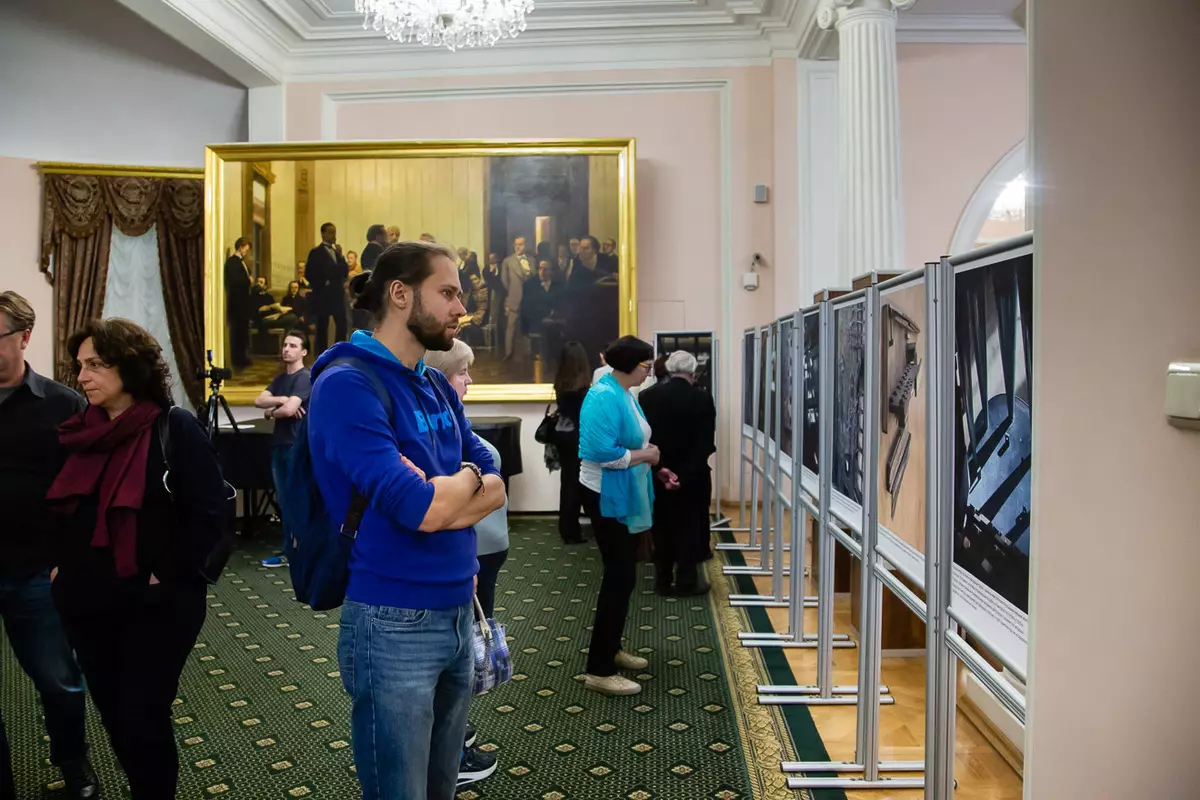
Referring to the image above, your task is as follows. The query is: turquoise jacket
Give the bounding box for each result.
[579,373,656,533]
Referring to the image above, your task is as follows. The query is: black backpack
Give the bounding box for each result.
[158,406,238,585]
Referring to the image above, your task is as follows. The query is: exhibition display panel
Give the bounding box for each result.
[718,232,1034,796]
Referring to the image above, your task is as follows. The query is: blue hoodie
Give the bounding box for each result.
[307,331,498,610]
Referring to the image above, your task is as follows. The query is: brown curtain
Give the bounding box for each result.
[41,174,205,406]
[156,179,205,407]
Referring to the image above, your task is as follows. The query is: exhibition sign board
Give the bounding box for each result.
[832,297,867,508]
[949,247,1033,674]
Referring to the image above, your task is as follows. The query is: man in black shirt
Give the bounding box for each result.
[0,291,99,799]
[253,330,312,568]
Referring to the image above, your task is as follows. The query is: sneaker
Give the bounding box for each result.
[457,746,497,785]
[614,650,649,671]
[261,555,287,568]
[464,723,477,748]
[584,674,642,696]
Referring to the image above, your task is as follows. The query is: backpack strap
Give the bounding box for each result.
[325,357,394,539]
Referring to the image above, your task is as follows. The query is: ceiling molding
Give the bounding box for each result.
[116,0,1026,86]
[285,37,775,82]
[897,13,1026,44]
[113,0,291,86]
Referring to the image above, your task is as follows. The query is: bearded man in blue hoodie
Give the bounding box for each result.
[308,240,506,800]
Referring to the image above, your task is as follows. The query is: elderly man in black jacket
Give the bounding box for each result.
[304,222,350,353]
[0,291,99,798]
[638,350,717,595]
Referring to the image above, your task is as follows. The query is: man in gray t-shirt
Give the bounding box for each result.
[253,330,312,567]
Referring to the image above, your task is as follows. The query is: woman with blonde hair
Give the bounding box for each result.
[422,337,506,787]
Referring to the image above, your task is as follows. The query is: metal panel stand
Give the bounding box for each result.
[706,338,734,529]
[720,329,762,551]
[787,287,923,790]
[742,303,865,706]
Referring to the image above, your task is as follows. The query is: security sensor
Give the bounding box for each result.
[743,252,764,290]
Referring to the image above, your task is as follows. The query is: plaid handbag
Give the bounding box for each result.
[471,595,512,695]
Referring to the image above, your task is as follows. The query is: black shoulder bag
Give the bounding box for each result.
[158,407,238,585]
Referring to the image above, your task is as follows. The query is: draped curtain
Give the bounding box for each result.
[103,225,187,408]
[41,174,205,407]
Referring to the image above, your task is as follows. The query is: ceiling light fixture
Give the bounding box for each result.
[357,0,536,51]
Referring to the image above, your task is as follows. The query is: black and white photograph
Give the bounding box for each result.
[954,253,1034,613]
[832,301,865,503]
[655,331,714,396]
[777,315,795,459]
[802,310,820,474]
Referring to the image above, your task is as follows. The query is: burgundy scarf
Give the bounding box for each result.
[47,401,162,578]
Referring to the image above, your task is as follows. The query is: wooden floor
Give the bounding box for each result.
[718,510,1023,800]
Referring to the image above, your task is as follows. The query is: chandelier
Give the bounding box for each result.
[357,0,536,51]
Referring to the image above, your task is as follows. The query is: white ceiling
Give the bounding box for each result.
[113,0,1025,87]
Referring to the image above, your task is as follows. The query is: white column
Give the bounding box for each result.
[819,0,910,283]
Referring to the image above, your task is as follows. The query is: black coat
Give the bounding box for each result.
[361,241,385,272]
[304,243,350,314]
[224,255,252,317]
[520,277,563,334]
[638,377,716,485]
[52,408,228,613]
[0,367,86,576]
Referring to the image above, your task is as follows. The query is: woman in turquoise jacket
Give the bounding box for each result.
[578,336,661,696]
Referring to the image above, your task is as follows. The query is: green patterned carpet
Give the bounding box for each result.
[1,517,754,799]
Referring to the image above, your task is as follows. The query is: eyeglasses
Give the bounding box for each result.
[0,328,27,340]
[638,360,653,370]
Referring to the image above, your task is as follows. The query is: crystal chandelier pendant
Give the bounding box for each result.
[357,0,535,52]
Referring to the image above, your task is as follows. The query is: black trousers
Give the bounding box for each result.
[581,488,639,677]
[314,304,348,353]
[557,437,583,542]
[475,549,508,619]
[228,311,251,368]
[58,581,207,800]
[652,483,713,592]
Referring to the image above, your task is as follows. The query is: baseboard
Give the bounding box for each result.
[959,687,1024,776]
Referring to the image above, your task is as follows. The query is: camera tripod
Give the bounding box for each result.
[200,377,241,441]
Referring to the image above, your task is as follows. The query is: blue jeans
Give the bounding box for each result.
[271,446,291,553]
[0,571,87,789]
[338,601,475,800]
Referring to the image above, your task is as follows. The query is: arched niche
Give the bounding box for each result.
[950,140,1028,255]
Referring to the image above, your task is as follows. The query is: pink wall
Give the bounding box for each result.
[1026,0,1200,795]
[2,157,55,375]
[286,66,783,495]
[899,43,1028,268]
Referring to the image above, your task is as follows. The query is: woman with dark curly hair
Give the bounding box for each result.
[46,318,227,799]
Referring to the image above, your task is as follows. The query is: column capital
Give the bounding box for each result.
[817,0,915,30]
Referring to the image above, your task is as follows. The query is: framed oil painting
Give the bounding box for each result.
[203,139,637,404]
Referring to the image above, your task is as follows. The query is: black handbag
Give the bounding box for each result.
[534,403,559,445]
[158,407,238,585]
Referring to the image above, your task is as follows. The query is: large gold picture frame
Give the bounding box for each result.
[204,139,638,405]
